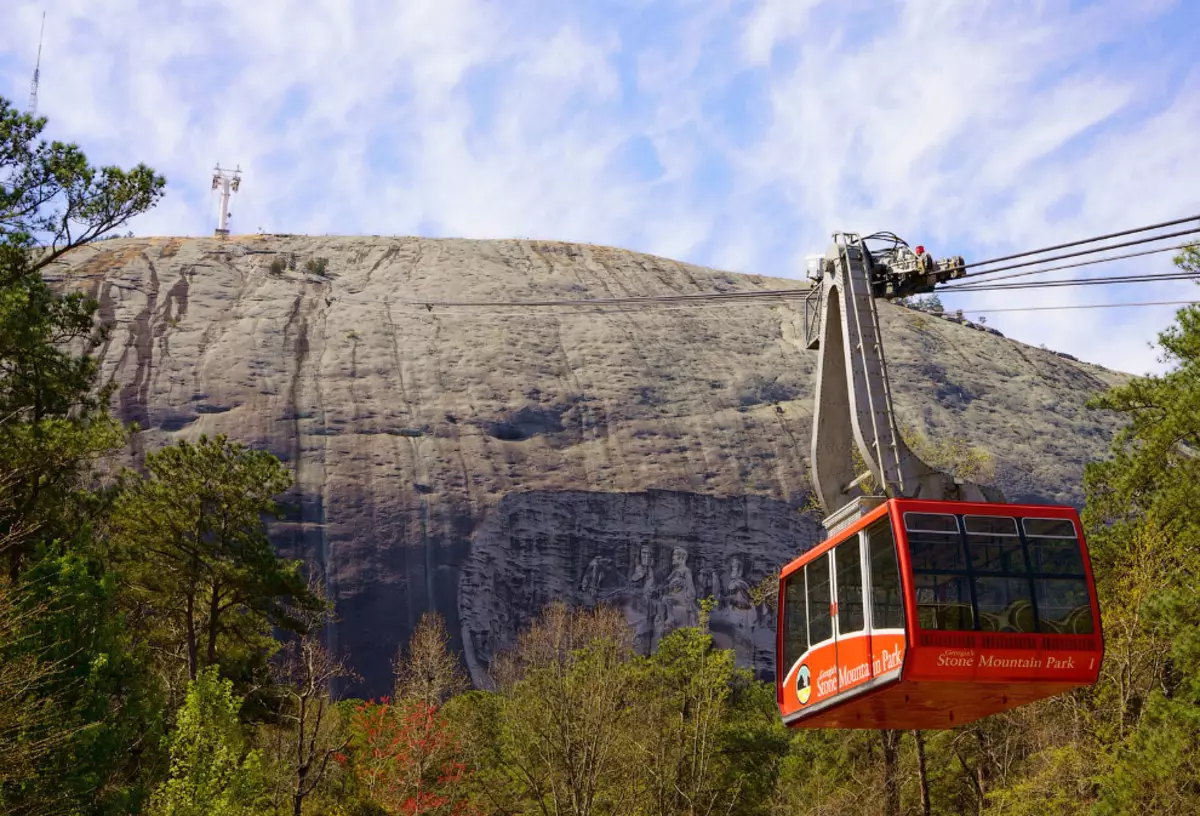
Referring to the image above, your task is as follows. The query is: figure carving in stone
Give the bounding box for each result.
[625,544,657,653]
[724,556,756,664]
[653,547,698,649]
[630,544,655,591]
[580,555,617,604]
[726,557,753,610]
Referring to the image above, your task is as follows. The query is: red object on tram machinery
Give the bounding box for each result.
[776,498,1103,731]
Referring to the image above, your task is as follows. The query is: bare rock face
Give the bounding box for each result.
[49,235,1127,696]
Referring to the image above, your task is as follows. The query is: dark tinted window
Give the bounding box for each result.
[906,513,967,572]
[974,577,1037,632]
[808,553,833,645]
[1023,518,1076,538]
[867,520,905,629]
[1022,518,1086,575]
[1022,517,1093,632]
[1035,578,1094,634]
[906,513,959,533]
[964,515,1025,573]
[1028,540,1085,575]
[782,571,808,670]
[914,573,974,630]
[905,513,973,631]
[965,516,1036,633]
[836,539,865,634]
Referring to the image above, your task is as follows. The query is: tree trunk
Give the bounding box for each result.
[206,580,221,667]
[881,729,902,816]
[185,590,198,679]
[913,730,931,816]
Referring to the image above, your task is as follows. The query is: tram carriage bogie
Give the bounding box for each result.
[777,498,1103,730]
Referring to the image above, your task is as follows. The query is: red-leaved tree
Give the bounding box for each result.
[343,696,478,816]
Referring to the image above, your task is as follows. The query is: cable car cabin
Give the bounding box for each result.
[777,499,1102,730]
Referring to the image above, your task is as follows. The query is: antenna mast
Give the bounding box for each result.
[28,12,45,115]
[211,164,242,237]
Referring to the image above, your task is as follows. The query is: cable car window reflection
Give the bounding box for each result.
[808,553,833,644]
[1023,517,1085,574]
[965,516,1037,633]
[1036,579,1094,634]
[906,513,967,572]
[867,521,904,629]
[906,513,974,631]
[915,573,975,630]
[1023,518,1093,634]
[964,515,1024,572]
[836,540,865,634]
[782,571,808,669]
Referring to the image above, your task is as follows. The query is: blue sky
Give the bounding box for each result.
[2,0,1198,374]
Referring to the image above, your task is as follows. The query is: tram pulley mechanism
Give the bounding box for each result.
[802,232,1004,530]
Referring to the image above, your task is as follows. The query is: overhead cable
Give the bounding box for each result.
[939,272,1199,293]
[955,213,1200,271]
[939,242,1194,290]
[953,226,1200,280]
[933,299,1200,316]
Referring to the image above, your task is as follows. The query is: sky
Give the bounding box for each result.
[1,0,1198,375]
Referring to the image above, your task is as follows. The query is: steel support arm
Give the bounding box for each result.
[805,233,1001,515]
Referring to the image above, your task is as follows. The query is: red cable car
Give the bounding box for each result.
[776,498,1103,730]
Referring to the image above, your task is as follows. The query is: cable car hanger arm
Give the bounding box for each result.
[803,232,1004,519]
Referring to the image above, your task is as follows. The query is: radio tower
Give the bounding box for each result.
[28,12,45,115]
[211,164,242,237]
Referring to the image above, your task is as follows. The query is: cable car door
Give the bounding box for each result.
[832,533,873,697]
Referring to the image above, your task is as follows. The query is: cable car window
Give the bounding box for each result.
[906,513,968,572]
[964,516,1025,573]
[914,573,975,630]
[974,577,1037,632]
[906,513,974,631]
[1035,579,1094,634]
[836,540,865,634]
[965,516,1037,633]
[808,553,833,645]
[906,513,959,533]
[1022,518,1093,634]
[1023,518,1076,538]
[782,571,809,669]
[867,520,904,630]
[1023,519,1085,575]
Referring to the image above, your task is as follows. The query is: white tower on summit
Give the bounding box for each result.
[211,164,242,237]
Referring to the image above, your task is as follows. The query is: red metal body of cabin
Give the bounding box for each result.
[776,499,1103,730]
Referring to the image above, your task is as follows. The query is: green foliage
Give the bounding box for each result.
[2,550,165,815]
[903,424,996,485]
[899,293,944,313]
[303,257,329,276]
[1079,256,1200,813]
[149,667,270,816]
[108,434,321,692]
[640,627,786,816]
[1,96,164,266]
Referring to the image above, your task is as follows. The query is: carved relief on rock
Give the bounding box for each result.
[651,547,699,650]
[457,490,825,688]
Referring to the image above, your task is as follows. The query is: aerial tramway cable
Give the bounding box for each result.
[938,242,1195,290]
[950,213,1200,274]
[950,225,1200,281]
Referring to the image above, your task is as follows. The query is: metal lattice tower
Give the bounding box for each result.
[28,12,45,115]
[211,164,242,236]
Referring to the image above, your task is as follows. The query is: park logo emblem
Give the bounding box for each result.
[797,664,811,705]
